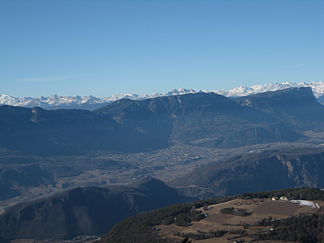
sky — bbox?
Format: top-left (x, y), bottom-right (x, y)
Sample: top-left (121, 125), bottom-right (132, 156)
top-left (0, 0), bottom-right (323, 97)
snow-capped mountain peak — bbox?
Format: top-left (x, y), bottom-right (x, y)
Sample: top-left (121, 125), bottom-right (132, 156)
top-left (1, 81), bottom-right (323, 109)
top-left (214, 81), bottom-right (324, 98)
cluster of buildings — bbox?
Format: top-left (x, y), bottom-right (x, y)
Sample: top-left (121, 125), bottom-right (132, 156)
top-left (271, 196), bottom-right (288, 201)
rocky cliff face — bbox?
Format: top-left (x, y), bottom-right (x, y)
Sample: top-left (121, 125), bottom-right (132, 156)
top-left (171, 148), bottom-right (324, 198)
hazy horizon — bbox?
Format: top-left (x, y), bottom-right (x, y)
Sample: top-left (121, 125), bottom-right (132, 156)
top-left (0, 81), bottom-right (323, 99)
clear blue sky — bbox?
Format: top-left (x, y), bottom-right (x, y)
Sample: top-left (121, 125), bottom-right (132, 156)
top-left (1, 0), bottom-right (323, 97)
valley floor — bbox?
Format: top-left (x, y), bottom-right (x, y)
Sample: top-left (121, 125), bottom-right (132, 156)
top-left (1, 135), bottom-right (324, 212)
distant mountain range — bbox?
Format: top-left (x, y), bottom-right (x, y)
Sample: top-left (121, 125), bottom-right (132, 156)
top-left (0, 88), bottom-right (197, 110)
top-left (216, 81), bottom-right (324, 98)
top-left (1, 81), bottom-right (323, 110)
top-left (2, 87), bottom-right (322, 155)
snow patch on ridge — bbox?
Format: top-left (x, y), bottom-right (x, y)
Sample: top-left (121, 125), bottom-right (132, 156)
top-left (290, 200), bottom-right (319, 209)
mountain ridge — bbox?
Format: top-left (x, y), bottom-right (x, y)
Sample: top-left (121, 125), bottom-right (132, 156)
top-left (1, 81), bottom-right (323, 109)
top-left (1, 87), bottom-right (321, 155)
top-left (95, 90), bottom-right (303, 149)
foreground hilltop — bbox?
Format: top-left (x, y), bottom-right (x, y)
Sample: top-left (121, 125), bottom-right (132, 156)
top-left (101, 187), bottom-right (324, 243)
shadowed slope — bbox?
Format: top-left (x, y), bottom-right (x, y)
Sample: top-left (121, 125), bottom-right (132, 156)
top-left (0, 178), bottom-right (190, 240)
top-left (236, 87), bottom-right (324, 129)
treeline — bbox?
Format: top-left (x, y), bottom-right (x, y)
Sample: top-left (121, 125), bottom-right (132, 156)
top-left (163, 208), bottom-right (206, 227)
top-left (220, 207), bottom-right (252, 216)
top-left (240, 187), bottom-right (324, 200)
top-left (177, 229), bottom-right (244, 240)
top-left (100, 197), bottom-right (232, 243)
top-left (255, 213), bottom-right (324, 243)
